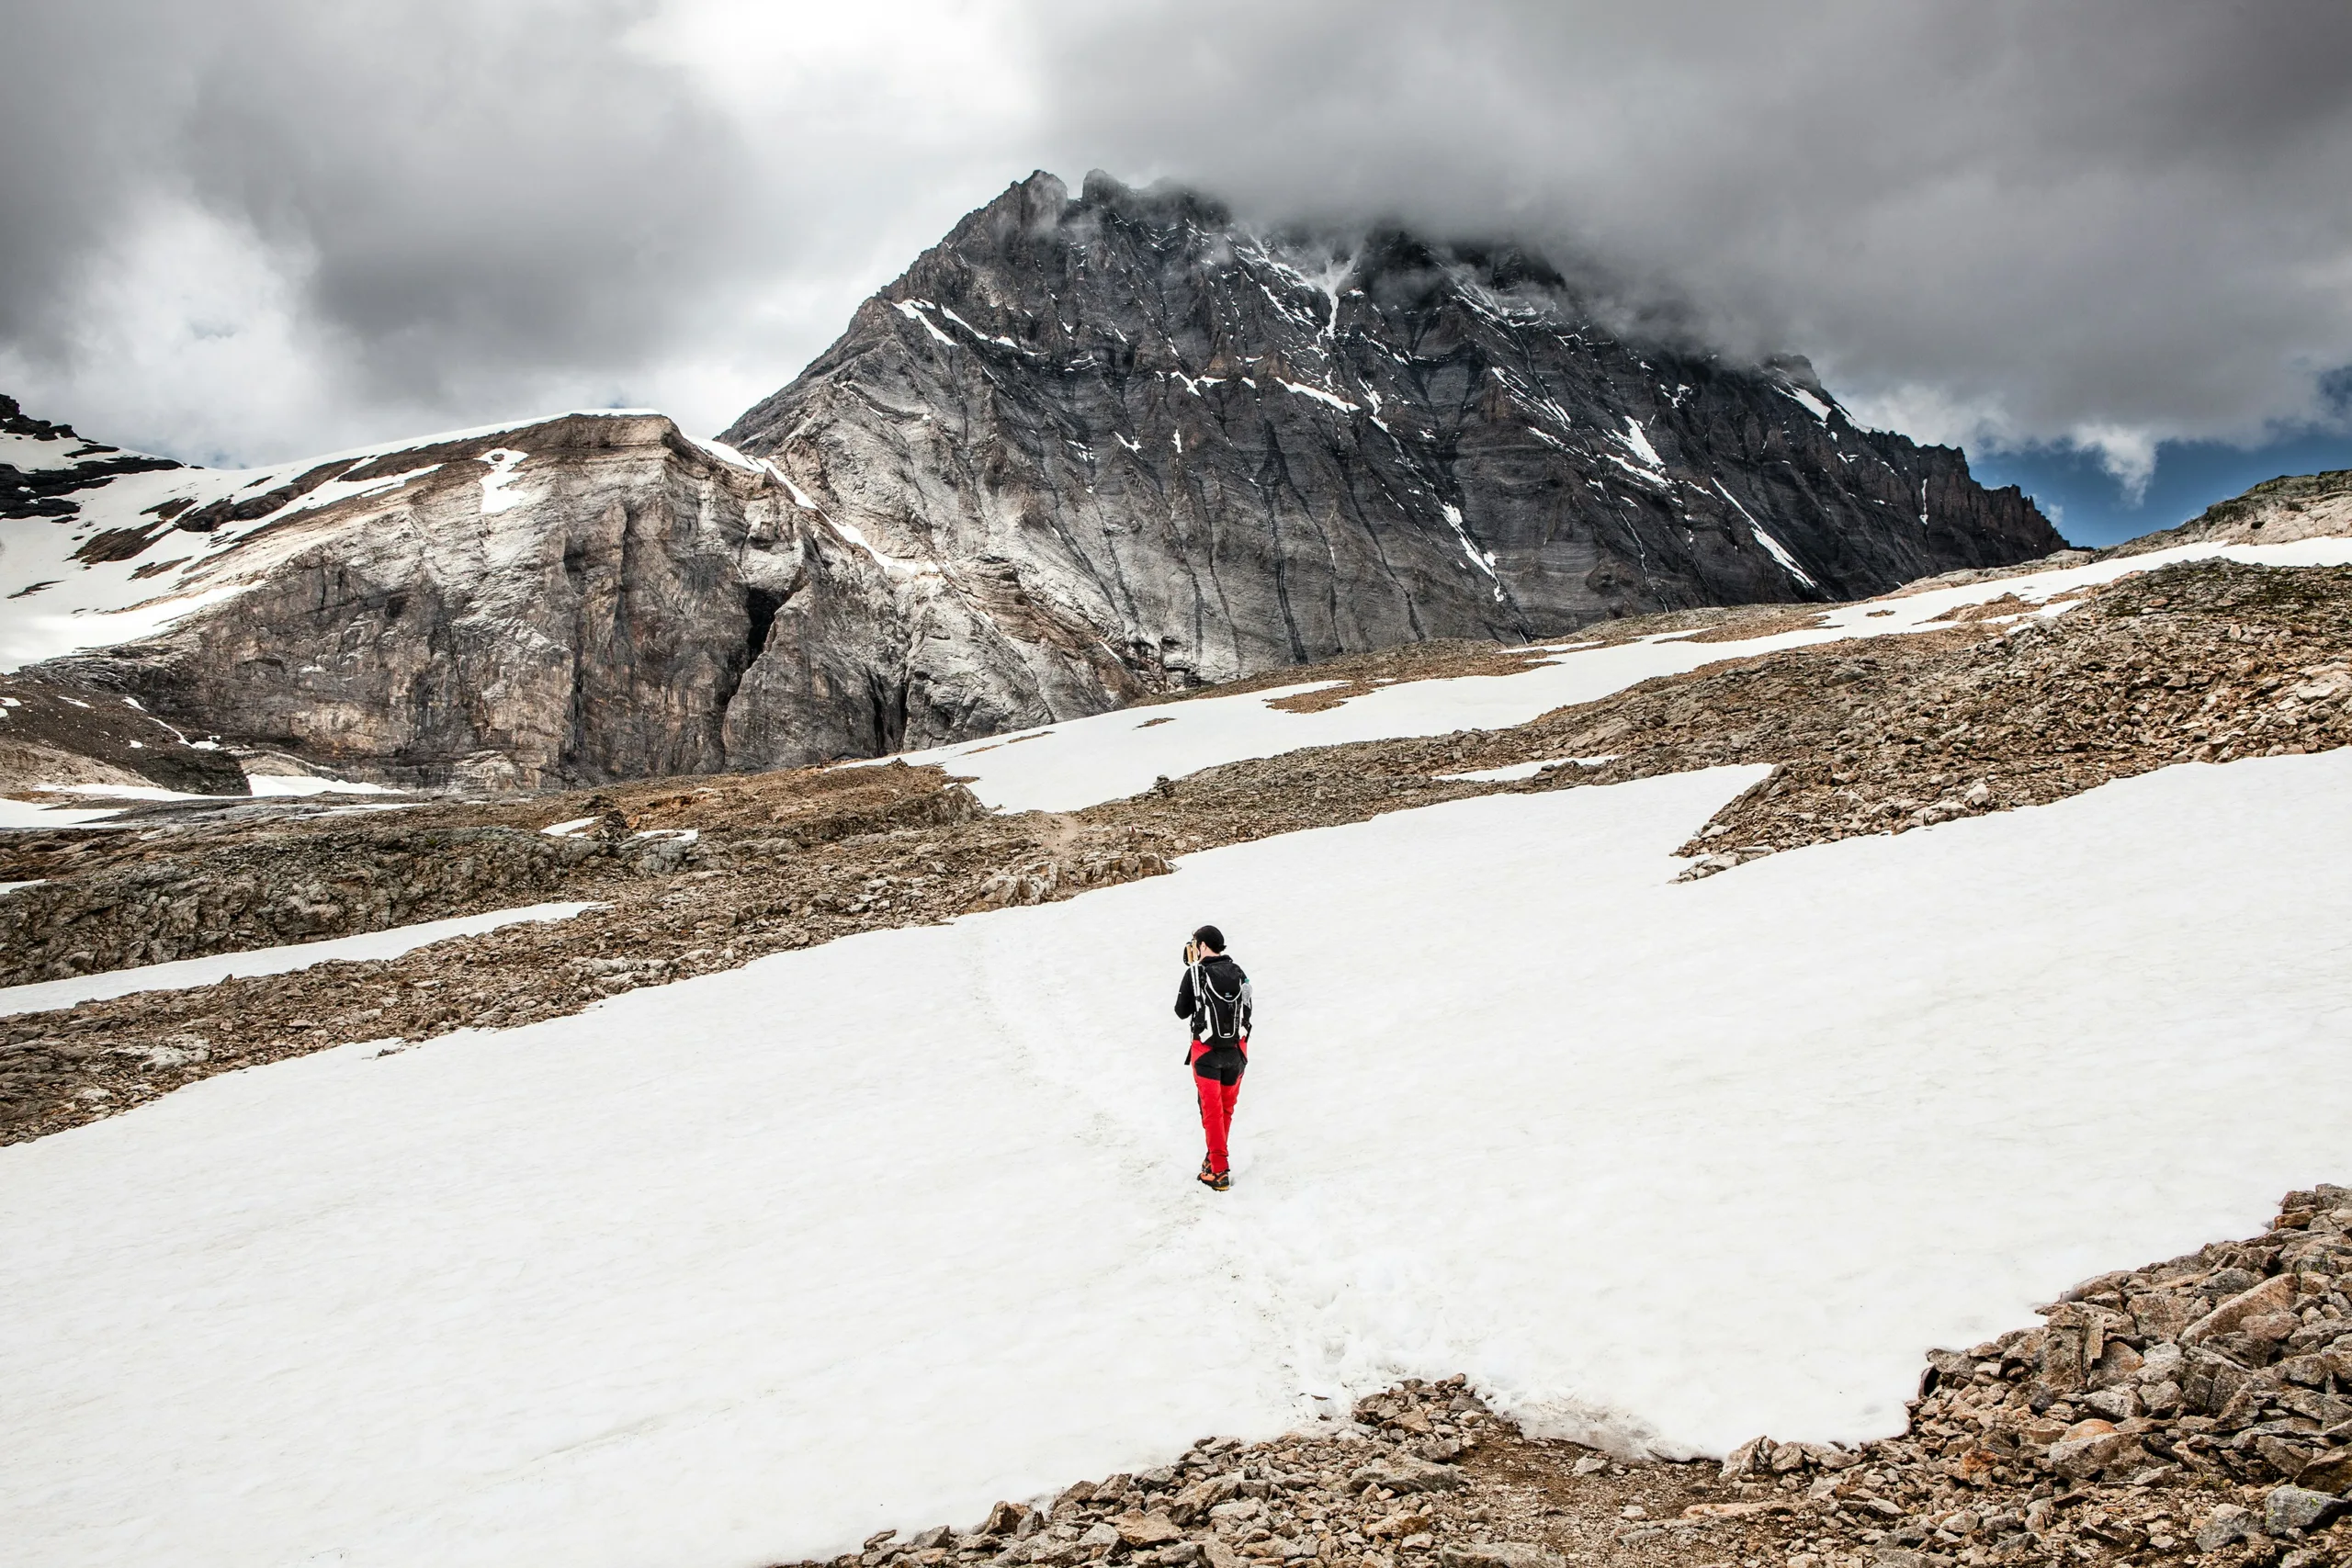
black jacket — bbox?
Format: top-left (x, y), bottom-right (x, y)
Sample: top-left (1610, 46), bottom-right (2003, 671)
top-left (1176, 953), bottom-right (1253, 1075)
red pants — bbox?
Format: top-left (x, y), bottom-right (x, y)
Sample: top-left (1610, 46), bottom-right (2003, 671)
top-left (1191, 1042), bottom-right (1246, 1174)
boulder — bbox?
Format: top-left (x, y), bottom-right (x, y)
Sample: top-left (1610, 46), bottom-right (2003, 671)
top-left (2296, 1448), bottom-right (2352, 1495)
top-left (2265, 1486), bottom-right (2346, 1534)
top-left (2182, 1274), bottom-right (2297, 1346)
top-left (1112, 1515), bottom-right (1182, 1549)
top-left (2194, 1505), bottom-right (2257, 1552)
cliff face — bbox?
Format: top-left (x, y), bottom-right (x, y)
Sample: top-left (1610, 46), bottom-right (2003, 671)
top-left (19, 412), bottom-right (908, 789)
top-left (722, 172), bottom-right (2061, 716)
top-left (5, 172), bottom-right (2064, 789)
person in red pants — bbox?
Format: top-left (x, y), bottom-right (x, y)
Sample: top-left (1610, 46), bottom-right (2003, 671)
top-left (1175, 924), bottom-right (1253, 1190)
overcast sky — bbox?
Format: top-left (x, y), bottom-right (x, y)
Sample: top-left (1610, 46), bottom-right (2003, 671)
top-left (6, 0), bottom-right (2350, 540)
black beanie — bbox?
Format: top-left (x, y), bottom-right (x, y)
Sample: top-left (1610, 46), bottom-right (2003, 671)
top-left (1192, 924), bottom-right (1225, 953)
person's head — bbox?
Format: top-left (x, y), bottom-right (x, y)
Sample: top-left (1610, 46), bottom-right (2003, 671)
top-left (1191, 924), bottom-right (1225, 956)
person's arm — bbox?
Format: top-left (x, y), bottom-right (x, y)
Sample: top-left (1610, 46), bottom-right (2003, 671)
top-left (1174, 968), bottom-right (1195, 1021)
top-left (1238, 976), bottom-right (1253, 1038)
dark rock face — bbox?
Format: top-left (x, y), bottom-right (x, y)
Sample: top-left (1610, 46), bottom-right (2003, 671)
top-left (1, 394), bottom-right (182, 520)
top-left (7, 172), bottom-right (2062, 788)
top-left (724, 171), bottom-right (2063, 711)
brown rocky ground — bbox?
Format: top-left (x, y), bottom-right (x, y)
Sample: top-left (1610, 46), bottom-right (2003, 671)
top-left (786, 1190), bottom-right (2352, 1568)
top-left (7, 558), bottom-right (2352, 1145)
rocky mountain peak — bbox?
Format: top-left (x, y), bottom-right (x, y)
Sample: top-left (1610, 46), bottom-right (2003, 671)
top-left (6, 173), bottom-right (2066, 790)
top-left (726, 169), bottom-right (2060, 706)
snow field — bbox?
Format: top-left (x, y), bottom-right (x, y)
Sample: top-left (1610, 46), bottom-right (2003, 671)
top-left (243, 773), bottom-right (395, 797)
top-left (0, 901), bottom-right (599, 1017)
top-left (0, 773), bottom-right (397, 823)
top-left (7, 752), bottom-right (2352, 1567)
top-left (899, 536), bottom-right (2352, 812)
top-left (0, 797), bottom-right (128, 829)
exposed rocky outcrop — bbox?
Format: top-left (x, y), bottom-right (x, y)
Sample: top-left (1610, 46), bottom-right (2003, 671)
top-left (27, 412), bottom-right (910, 789)
top-left (0, 668), bottom-right (247, 795)
top-left (3, 174), bottom-right (2059, 789)
top-left (2113, 470), bottom-right (2352, 558)
top-left (0, 393), bottom-right (182, 521)
top-left (1, 823), bottom-right (609, 987)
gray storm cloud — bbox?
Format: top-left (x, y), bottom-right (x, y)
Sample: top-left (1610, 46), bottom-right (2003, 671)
top-left (4, 0), bottom-right (2349, 480)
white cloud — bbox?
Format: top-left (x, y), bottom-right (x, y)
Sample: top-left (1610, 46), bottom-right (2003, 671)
top-left (0, 199), bottom-right (339, 466)
top-left (2069, 425), bottom-right (2163, 502)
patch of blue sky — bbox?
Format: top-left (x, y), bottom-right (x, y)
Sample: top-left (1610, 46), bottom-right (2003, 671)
top-left (1972, 429), bottom-right (2352, 547)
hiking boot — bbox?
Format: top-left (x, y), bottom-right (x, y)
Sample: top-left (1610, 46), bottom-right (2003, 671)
top-left (1203, 1168), bottom-right (1232, 1192)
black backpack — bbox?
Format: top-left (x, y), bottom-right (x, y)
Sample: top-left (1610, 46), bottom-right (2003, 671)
top-left (1190, 961), bottom-right (1247, 1043)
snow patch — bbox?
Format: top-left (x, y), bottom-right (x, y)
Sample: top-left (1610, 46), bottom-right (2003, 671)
top-left (760, 462), bottom-right (822, 512)
top-left (1274, 378), bottom-right (1359, 413)
top-left (1713, 481), bottom-right (1819, 591)
top-left (1619, 418), bottom-right (1664, 469)
top-left (937, 306), bottom-right (1023, 352)
top-left (0, 797), bottom-right (127, 829)
top-left (243, 773), bottom-right (394, 798)
top-left (1605, 454), bottom-right (1673, 490)
top-left (686, 435), bottom-right (766, 475)
top-left (1438, 502), bottom-right (1504, 602)
top-left (898, 536), bottom-right (2352, 814)
top-left (823, 515), bottom-right (932, 578)
top-left (478, 449), bottom-right (531, 513)
top-left (1781, 386), bottom-right (1837, 423)
top-left (892, 299), bottom-right (956, 347)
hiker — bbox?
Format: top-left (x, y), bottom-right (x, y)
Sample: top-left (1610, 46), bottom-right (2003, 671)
top-left (1176, 924), bottom-right (1253, 1191)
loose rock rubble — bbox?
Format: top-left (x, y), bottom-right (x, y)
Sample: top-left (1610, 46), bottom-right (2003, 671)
top-left (774, 1377), bottom-right (1726, 1568)
top-left (0, 667), bottom-right (246, 797)
top-left (772, 1190), bottom-right (2352, 1568)
top-left (0, 823), bottom-right (630, 986)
